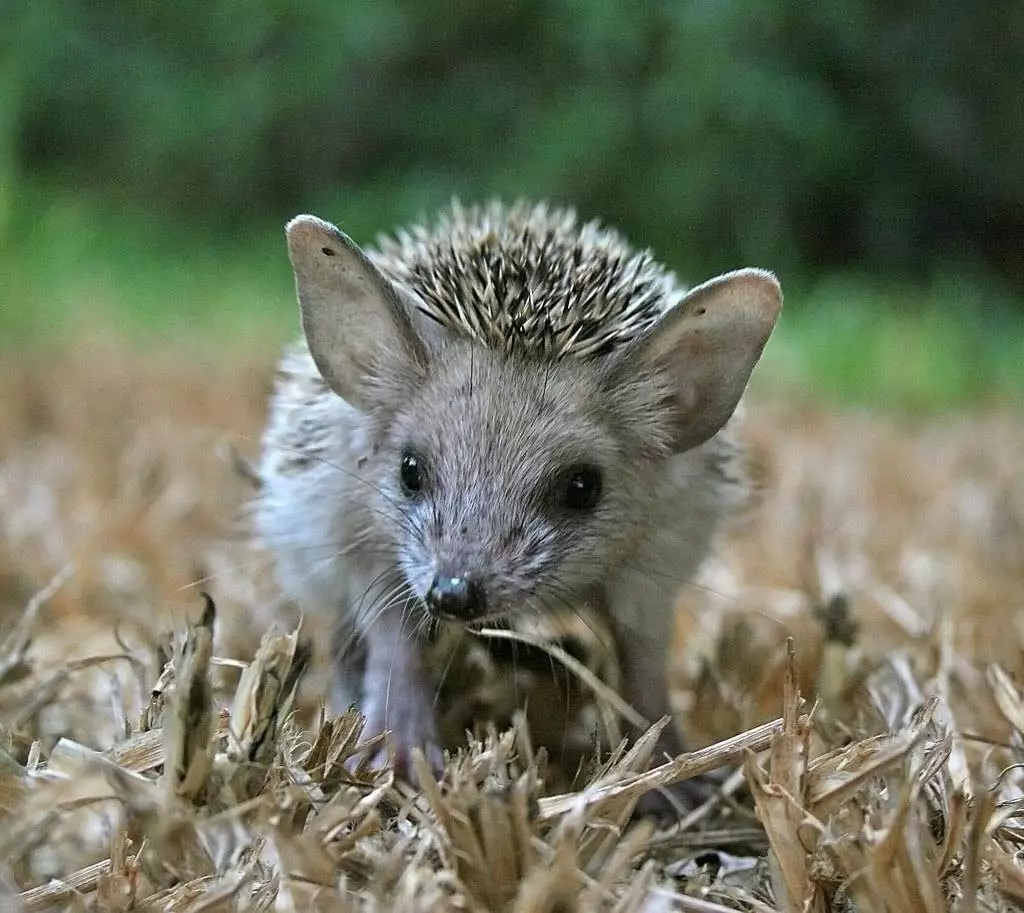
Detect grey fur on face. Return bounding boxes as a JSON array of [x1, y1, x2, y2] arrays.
[[372, 343, 669, 623], [254, 199, 782, 806]]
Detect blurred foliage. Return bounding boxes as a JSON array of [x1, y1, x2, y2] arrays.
[[1, 0, 1022, 408], [2, 0, 1022, 296], [3, 184, 1021, 410]]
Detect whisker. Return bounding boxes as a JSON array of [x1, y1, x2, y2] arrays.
[[244, 445, 425, 546], [171, 536, 397, 597], [431, 623, 467, 713], [382, 594, 421, 727], [237, 433, 408, 517], [332, 573, 408, 664], [618, 556, 739, 603]]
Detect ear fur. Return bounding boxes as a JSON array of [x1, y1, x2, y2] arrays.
[[285, 214, 428, 411], [614, 268, 782, 452]]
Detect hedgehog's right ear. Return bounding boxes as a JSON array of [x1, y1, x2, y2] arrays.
[[285, 215, 445, 410]]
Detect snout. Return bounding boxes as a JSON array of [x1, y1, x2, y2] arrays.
[[425, 573, 487, 621]]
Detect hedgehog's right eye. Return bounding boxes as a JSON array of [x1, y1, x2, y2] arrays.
[[399, 450, 426, 498]]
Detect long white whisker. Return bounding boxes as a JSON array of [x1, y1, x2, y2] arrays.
[[238, 433, 408, 516]]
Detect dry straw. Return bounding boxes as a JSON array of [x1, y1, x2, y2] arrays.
[[1, 343, 1023, 911], [4, 565, 1024, 911]]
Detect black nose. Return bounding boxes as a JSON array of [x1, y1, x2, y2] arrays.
[[425, 574, 486, 620]]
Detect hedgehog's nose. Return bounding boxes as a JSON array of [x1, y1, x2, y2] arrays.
[[425, 573, 486, 620]]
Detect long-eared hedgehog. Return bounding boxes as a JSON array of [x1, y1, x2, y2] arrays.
[[254, 199, 782, 811]]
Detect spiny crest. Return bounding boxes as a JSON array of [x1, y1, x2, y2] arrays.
[[369, 199, 684, 359]]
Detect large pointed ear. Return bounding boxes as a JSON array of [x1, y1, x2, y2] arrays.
[[612, 268, 782, 452], [285, 214, 430, 411]]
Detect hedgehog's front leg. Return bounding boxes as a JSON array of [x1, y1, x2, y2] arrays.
[[359, 610, 444, 783], [610, 579, 722, 820]]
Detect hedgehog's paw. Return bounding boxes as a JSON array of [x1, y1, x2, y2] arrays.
[[363, 687, 444, 786], [632, 770, 728, 824], [373, 736, 445, 787]]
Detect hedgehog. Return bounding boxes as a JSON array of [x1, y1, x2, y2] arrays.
[[254, 199, 782, 814]]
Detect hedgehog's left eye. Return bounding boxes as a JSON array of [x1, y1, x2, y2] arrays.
[[557, 464, 603, 511]]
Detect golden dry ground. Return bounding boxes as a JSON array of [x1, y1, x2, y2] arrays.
[[1, 337, 1023, 911]]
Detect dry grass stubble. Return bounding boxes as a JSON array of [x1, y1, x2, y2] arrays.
[[1, 338, 1023, 911]]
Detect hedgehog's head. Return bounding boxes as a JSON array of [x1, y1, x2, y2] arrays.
[[285, 212, 781, 626]]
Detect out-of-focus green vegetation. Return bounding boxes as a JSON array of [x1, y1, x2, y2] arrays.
[[1, 0, 1021, 407], [4, 185, 1020, 410]]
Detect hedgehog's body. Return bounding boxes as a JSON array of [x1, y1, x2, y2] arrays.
[[255, 201, 781, 811]]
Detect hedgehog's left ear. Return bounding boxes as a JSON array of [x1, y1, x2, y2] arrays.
[[612, 269, 782, 452]]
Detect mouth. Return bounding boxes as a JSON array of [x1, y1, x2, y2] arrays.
[[424, 605, 511, 629]]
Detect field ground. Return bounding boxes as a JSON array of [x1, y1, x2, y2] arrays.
[[1, 332, 1022, 909]]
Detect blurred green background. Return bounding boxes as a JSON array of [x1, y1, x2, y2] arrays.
[[2, 0, 1021, 407]]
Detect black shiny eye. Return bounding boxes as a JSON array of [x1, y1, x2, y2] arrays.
[[399, 450, 425, 497], [560, 464, 603, 511]]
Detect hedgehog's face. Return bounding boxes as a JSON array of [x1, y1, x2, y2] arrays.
[[373, 344, 666, 624], [283, 212, 782, 625]]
